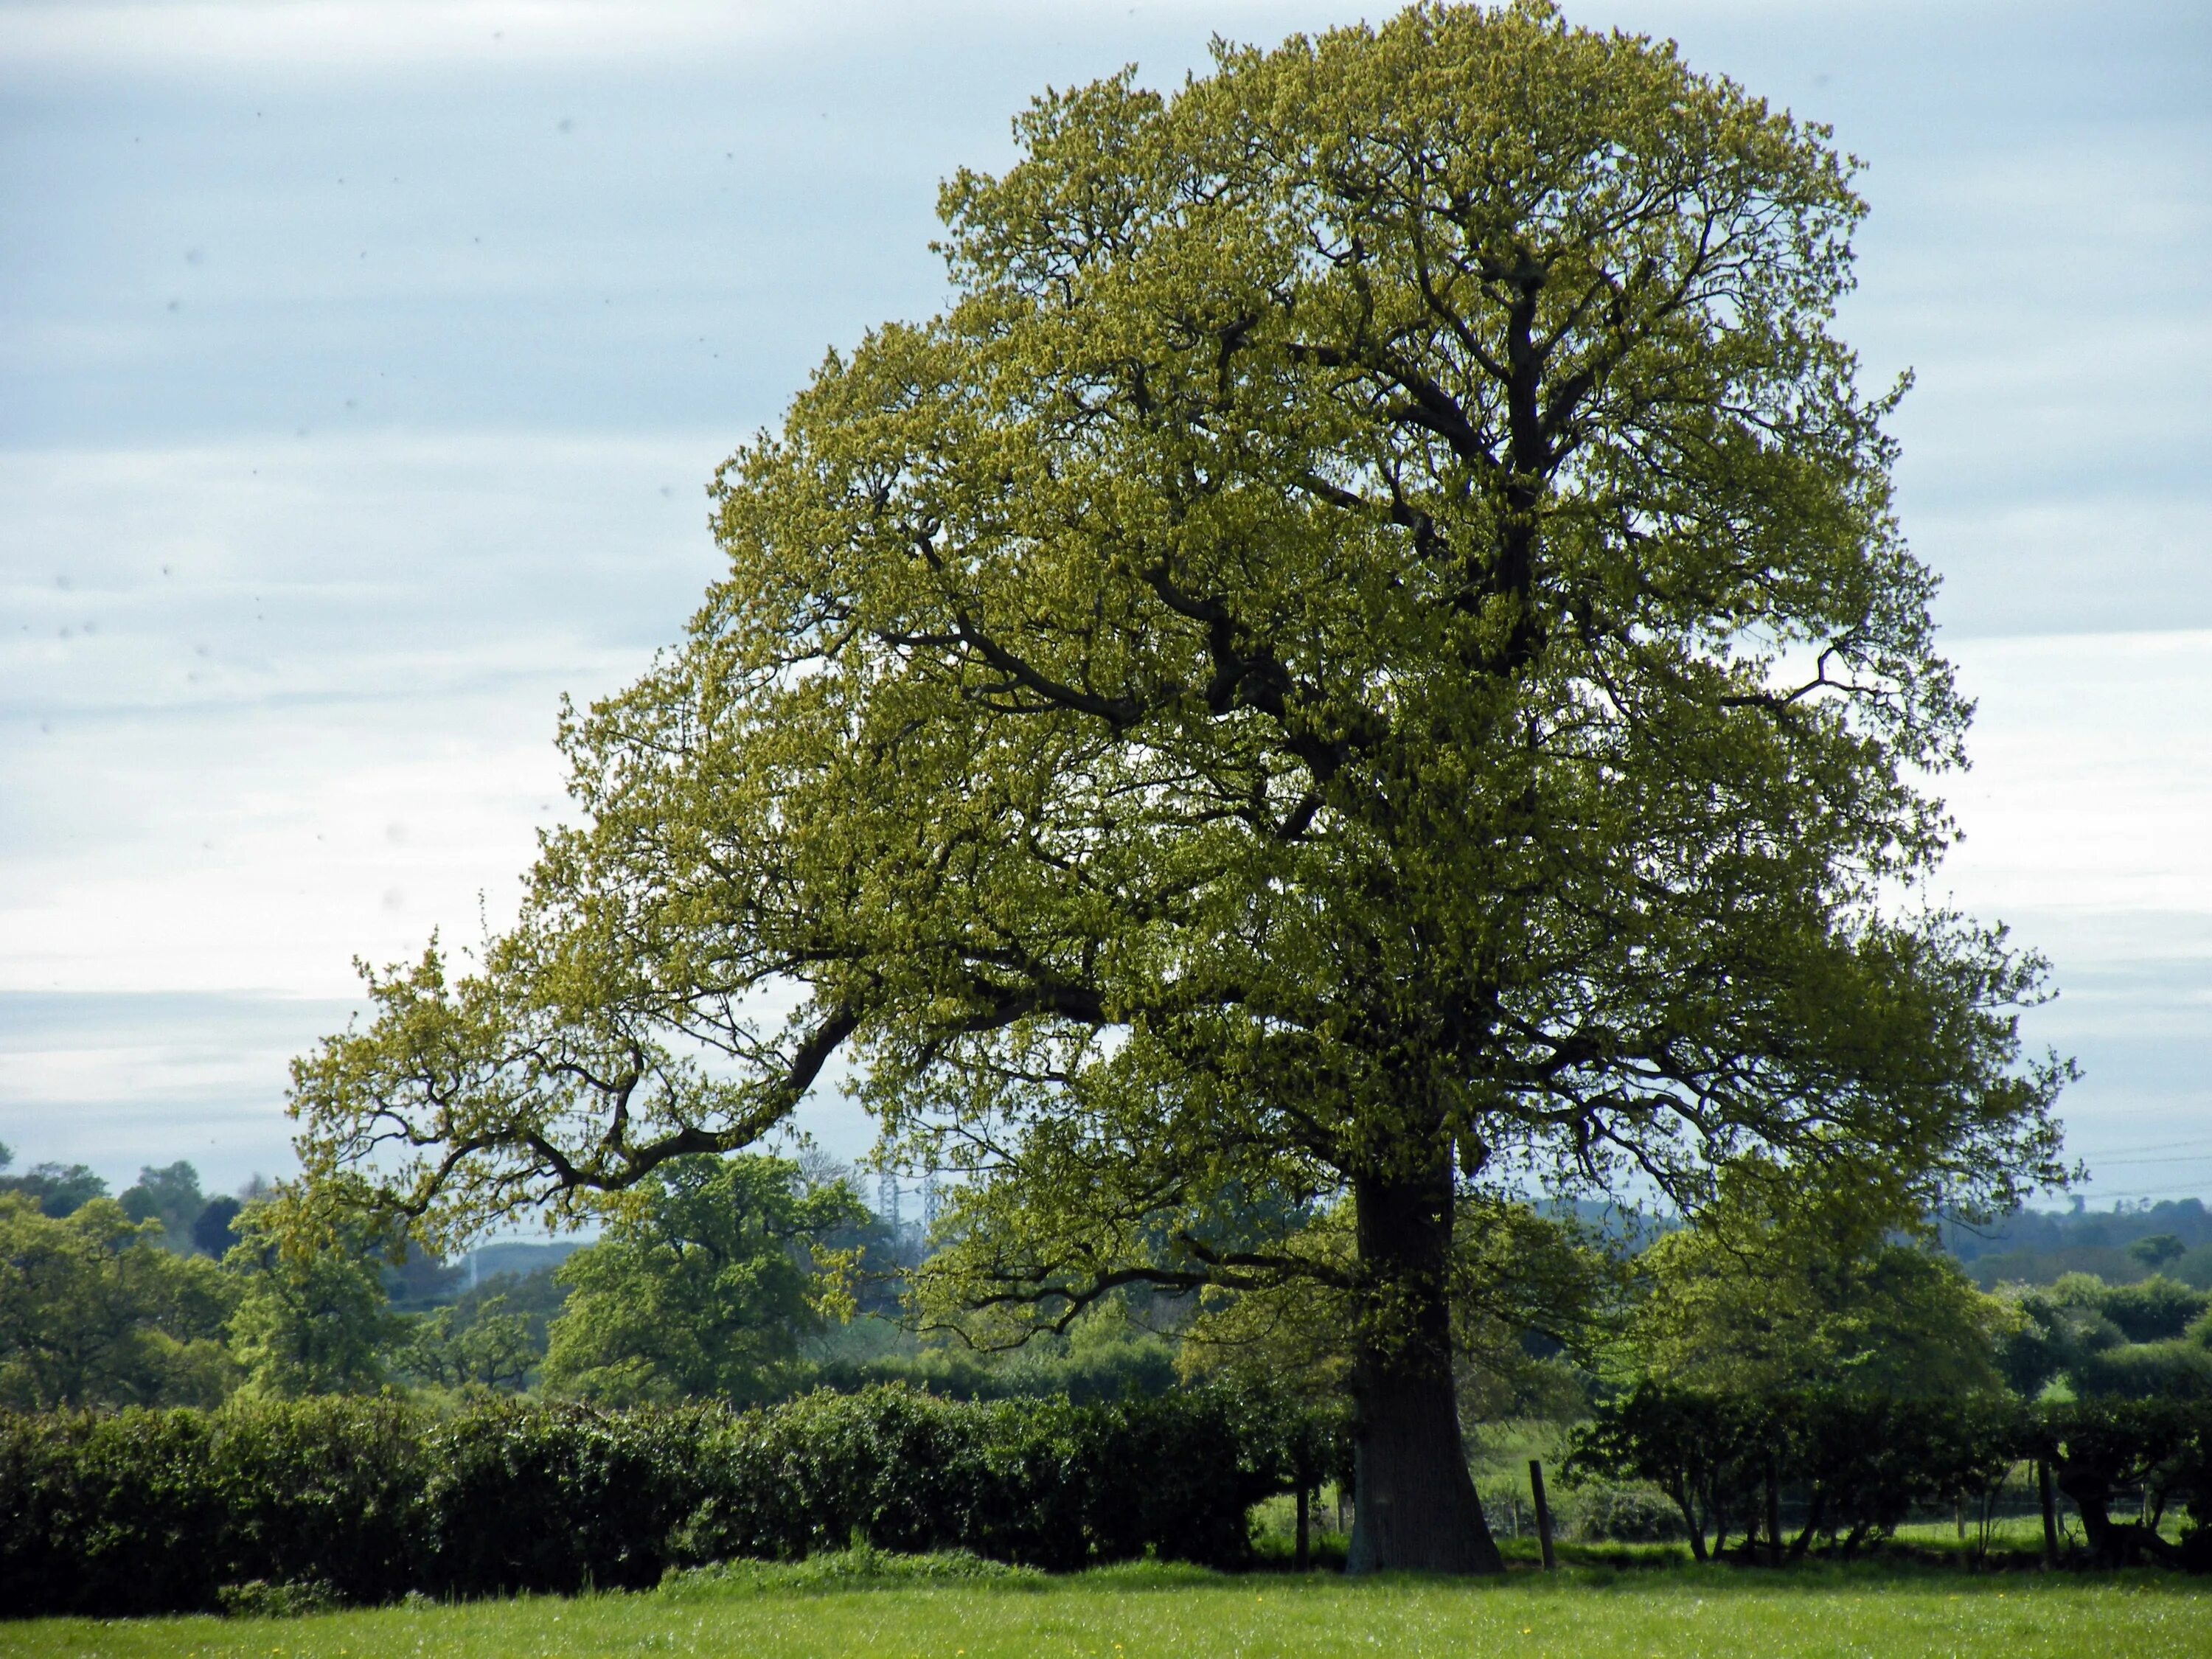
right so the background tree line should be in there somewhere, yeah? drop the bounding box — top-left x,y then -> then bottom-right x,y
0,1141 -> 1193,1413
18,1132 -> 2212,1449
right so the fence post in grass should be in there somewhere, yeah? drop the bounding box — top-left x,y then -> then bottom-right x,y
1764,1464 -> 1782,1568
1528,1459 -> 1557,1572
2039,1459 -> 2060,1568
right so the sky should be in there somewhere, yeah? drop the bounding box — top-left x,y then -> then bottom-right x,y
2,0 -> 2208,1211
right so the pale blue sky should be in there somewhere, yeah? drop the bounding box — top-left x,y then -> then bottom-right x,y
2,0 -> 2207,1203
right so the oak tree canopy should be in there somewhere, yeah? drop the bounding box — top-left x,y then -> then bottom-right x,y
292,1 -> 2067,1571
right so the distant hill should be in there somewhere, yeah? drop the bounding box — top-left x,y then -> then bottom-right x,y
1939,1197 -> 2212,1289
1535,1192 -> 2212,1293
465,1239 -> 588,1284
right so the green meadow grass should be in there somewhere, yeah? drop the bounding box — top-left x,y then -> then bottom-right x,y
5,1554 -> 2210,1659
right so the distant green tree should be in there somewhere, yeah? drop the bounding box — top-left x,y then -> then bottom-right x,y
0,1193 -> 238,1408
192,1195 -> 245,1257
223,1200 -> 402,1397
1998,1273 -> 2212,1399
0,1153 -> 109,1218
119,1161 -> 206,1251
1626,1175 -> 2010,1397
397,1293 -> 538,1391
380,1246 -> 464,1310
459,1263 -> 570,1344
2131,1233 -> 2188,1273
541,1155 -> 866,1405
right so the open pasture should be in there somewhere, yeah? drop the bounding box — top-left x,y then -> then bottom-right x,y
4,1559 -> 2208,1659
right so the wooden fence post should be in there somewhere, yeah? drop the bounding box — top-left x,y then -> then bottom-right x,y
1764,1464 -> 1783,1568
1528,1458 -> 1557,1572
2039,1458 -> 2060,1568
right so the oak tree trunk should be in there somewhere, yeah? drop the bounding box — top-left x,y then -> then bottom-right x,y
1344,1161 -> 1504,1574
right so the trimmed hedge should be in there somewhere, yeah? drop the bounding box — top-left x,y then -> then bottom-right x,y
0,1385 -> 1333,1616
1568,1385 -> 2212,1568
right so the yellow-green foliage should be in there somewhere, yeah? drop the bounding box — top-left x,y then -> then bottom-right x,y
1624,1177 -> 2011,1397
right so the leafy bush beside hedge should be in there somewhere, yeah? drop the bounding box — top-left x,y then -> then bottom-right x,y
0,1385 -> 1335,1616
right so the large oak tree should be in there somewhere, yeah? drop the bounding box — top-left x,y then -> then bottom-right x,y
292,2 -> 2066,1572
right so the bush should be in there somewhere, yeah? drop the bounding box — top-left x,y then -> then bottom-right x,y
1565,1481 -> 1686,1543
0,1383 -> 1336,1617
2073,1341 -> 2212,1402
217,1578 -> 338,1618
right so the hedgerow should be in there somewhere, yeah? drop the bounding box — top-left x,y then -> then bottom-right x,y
0,1384 -> 1334,1616
1567,1385 -> 2212,1568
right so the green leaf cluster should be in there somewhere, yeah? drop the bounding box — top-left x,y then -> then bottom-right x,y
540,1153 -> 869,1405
1619,1172 -> 2012,1397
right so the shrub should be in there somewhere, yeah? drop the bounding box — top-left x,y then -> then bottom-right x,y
1565,1481 -> 1686,1543
217,1578 -> 338,1618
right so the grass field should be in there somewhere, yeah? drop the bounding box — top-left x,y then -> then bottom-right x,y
5,1554 -> 2210,1659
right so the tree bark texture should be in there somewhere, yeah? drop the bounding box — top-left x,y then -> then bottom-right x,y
1344,1162 -> 1505,1574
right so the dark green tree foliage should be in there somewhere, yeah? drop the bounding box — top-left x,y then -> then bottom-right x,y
395,1266 -> 569,1393
542,1155 -> 866,1405
380,1247 -> 465,1312
191,1197 -> 244,1259
288,2 -> 2066,1571
2097,1277 -> 2212,1344
1998,1275 -> 2212,1400
2133,1234 -> 2189,1273
2028,1399 -> 2202,1569
1569,1388 -> 2207,1568
0,1158 -> 108,1219
399,1294 -> 539,1392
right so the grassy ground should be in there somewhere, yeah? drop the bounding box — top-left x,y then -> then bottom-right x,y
5,1554 -> 2210,1659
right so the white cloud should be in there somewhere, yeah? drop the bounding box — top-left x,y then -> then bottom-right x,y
1942,630 -> 2212,921
0,0 -> 1360,72
0,432 -> 727,992
0,1 -> 801,69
